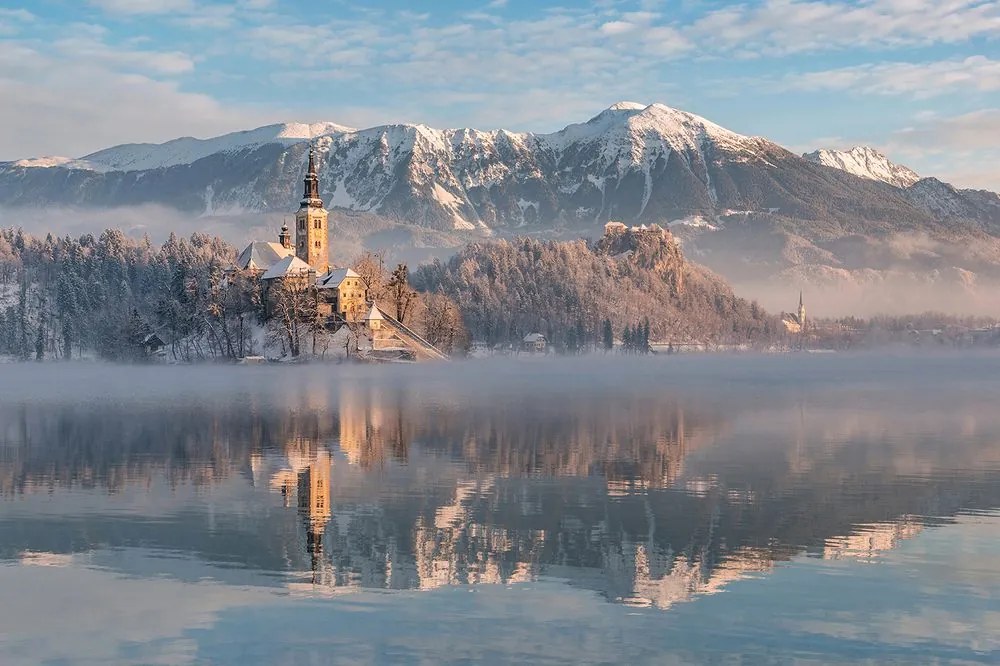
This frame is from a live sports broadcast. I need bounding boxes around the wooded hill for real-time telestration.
[413,225,778,348]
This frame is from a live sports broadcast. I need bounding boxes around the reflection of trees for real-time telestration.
[2,385,1000,609]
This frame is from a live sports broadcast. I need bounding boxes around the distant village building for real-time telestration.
[522,332,547,353]
[233,147,447,361]
[603,220,670,239]
[781,292,807,335]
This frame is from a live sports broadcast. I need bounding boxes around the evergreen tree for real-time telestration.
[602,318,614,352]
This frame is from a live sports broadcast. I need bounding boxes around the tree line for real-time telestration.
[0,228,468,362]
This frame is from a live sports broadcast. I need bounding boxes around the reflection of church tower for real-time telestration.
[297,449,332,582]
[295,146,329,273]
[337,389,388,468]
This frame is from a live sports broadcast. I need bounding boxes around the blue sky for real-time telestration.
[1,0,999,188]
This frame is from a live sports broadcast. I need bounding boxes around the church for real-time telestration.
[781,292,807,335]
[235,147,368,323]
[234,147,447,361]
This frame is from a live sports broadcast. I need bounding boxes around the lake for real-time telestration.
[1,355,998,664]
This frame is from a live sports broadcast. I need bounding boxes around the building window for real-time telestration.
[298,220,305,231]
[314,240,321,248]
[314,220,321,229]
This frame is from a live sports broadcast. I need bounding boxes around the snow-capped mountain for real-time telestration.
[803,146,921,188]
[14,122,355,174]
[2,101,904,230]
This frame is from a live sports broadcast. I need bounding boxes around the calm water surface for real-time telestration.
[1,355,999,664]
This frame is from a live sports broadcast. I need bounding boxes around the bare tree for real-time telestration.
[352,250,388,303]
[266,276,318,358]
[387,263,417,325]
[420,291,468,355]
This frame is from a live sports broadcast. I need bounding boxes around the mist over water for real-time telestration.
[1,355,999,664]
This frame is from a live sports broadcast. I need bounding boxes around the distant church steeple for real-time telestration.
[301,147,322,207]
[797,291,806,329]
[278,220,291,249]
[295,145,329,273]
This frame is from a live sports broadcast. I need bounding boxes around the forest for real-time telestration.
[0,228,467,362]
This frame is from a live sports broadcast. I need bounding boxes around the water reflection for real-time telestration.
[2,360,1000,615]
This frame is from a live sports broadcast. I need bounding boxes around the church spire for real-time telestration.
[278,219,291,249]
[301,145,322,208]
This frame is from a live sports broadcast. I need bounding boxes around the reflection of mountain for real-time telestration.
[1,371,1000,610]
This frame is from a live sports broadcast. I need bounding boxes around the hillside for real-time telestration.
[412,223,775,346]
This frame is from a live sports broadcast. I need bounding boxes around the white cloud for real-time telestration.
[53,36,195,75]
[600,20,638,35]
[891,109,1000,154]
[689,0,1000,56]
[883,110,1000,190]
[0,7,35,35]
[0,40,276,159]
[781,56,1000,98]
[89,0,196,14]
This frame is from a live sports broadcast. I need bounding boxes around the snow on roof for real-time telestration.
[523,333,546,343]
[261,254,314,280]
[236,241,294,271]
[365,304,384,321]
[317,267,360,289]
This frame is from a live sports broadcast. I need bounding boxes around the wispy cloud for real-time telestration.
[884,109,1000,190]
[0,37,273,158]
[688,0,1000,56]
[89,0,196,15]
[779,56,1000,98]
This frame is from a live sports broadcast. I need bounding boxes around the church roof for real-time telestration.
[316,267,360,289]
[365,304,384,321]
[261,254,315,280]
[235,241,294,271]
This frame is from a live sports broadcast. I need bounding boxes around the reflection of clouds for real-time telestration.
[0,560,275,666]
[783,513,1000,657]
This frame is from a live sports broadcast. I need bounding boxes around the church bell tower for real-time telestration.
[295,146,329,273]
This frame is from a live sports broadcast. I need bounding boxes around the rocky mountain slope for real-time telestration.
[802,146,921,188]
